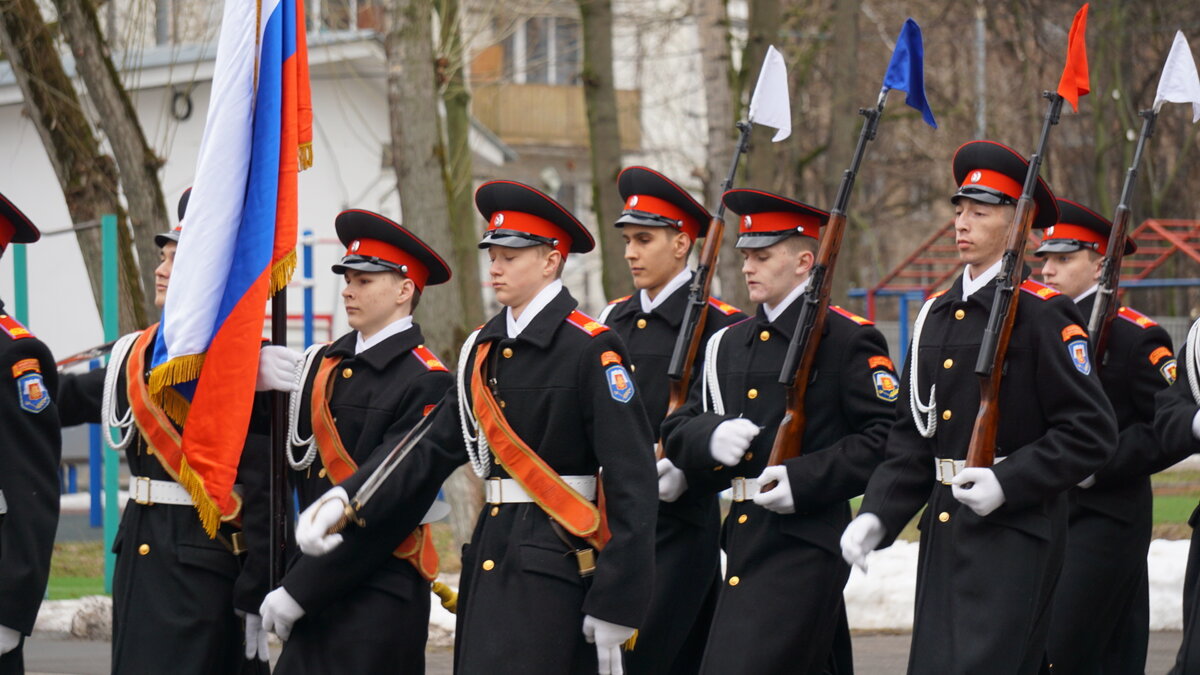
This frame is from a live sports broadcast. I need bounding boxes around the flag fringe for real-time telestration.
[160,386,191,426]
[271,249,297,296]
[178,455,222,537]
[298,142,313,171]
[623,629,639,651]
[148,353,206,398]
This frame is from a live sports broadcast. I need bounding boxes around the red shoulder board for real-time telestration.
[566,310,610,337]
[707,297,742,316]
[1019,279,1060,300]
[0,314,33,340]
[411,345,449,372]
[927,289,948,300]
[607,295,632,306]
[1118,306,1158,330]
[829,305,874,326]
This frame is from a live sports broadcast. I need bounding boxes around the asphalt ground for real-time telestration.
[23,630,1187,674]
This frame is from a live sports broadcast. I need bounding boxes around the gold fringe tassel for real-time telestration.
[623,629,638,651]
[159,387,191,426]
[178,456,222,538]
[270,250,297,297]
[298,143,313,171]
[148,353,206,400]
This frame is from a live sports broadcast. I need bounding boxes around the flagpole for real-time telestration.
[270,291,289,588]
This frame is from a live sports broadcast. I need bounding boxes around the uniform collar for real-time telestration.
[961,259,1003,300]
[506,279,563,339]
[327,321,426,370]
[938,264,1032,312]
[639,267,692,314]
[354,316,413,355]
[1074,283,1099,303]
[764,276,811,323]
[610,274,692,329]
[481,285,578,349]
[749,286,806,343]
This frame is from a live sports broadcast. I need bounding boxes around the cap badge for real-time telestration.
[350,240,361,252]
[628,196,639,208]
[1046,226,1055,236]
[493,213,504,228]
[969,170,983,183]
[744,215,753,228]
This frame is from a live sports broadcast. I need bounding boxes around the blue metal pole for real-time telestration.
[897,293,911,370]
[12,244,28,324]
[303,229,314,347]
[89,355,102,527]
[101,214,119,594]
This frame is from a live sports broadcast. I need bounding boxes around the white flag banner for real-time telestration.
[1154,30,1200,122]
[748,45,791,142]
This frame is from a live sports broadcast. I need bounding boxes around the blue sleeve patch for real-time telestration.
[873,370,899,402]
[605,364,635,403]
[1067,339,1092,375]
[1162,358,1178,385]
[17,372,51,413]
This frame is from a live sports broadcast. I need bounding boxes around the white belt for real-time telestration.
[0,489,6,514]
[129,476,194,506]
[485,476,596,504]
[730,477,760,503]
[934,456,1006,485]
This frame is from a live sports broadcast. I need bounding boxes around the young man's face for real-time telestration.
[1040,248,1102,299]
[154,242,177,309]
[622,225,690,296]
[487,244,559,310]
[741,238,814,308]
[953,198,1014,273]
[341,269,412,337]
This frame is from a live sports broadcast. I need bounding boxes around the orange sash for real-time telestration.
[311,354,439,581]
[126,324,243,526]
[470,340,610,549]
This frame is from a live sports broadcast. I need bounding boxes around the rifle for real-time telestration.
[965,92,1065,468]
[1087,109,1157,362]
[764,88,888,472]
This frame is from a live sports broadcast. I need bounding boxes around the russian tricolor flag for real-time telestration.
[150,0,312,534]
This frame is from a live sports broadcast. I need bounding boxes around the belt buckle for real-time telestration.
[938,459,957,485]
[134,476,154,505]
[486,477,502,504]
[731,477,747,503]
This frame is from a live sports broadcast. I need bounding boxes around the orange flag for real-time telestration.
[1056,3,1090,111]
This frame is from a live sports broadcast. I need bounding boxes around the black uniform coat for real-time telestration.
[1048,297,1173,674]
[57,329,269,675]
[599,283,746,675]
[274,324,452,675]
[661,297,897,675]
[858,272,1116,675]
[338,287,658,674]
[0,303,60,675]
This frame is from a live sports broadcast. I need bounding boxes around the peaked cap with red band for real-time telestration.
[615,166,711,240]
[332,209,452,291]
[0,191,40,251]
[951,140,1059,230]
[1035,198,1135,257]
[475,180,594,256]
[155,187,191,248]
[722,188,830,249]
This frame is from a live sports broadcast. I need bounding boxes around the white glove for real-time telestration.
[752,465,795,514]
[1077,474,1096,489]
[243,612,269,661]
[840,512,885,573]
[256,345,303,391]
[260,587,305,642]
[296,486,349,556]
[709,418,761,467]
[951,467,1006,516]
[656,458,688,502]
[582,615,635,675]
[0,624,20,655]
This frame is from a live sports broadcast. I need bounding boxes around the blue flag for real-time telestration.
[882,18,937,128]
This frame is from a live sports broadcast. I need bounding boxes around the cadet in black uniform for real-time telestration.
[597,166,745,674]
[57,189,271,674]
[0,192,60,675]
[295,180,658,675]
[258,210,454,673]
[1038,198,1173,673]
[842,141,1117,674]
[661,188,896,674]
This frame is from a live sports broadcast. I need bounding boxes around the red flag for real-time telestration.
[1056,3,1090,111]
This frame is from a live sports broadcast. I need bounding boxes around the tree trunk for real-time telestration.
[577,0,630,300]
[827,0,859,302]
[0,0,148,332]
[739,0,781,193]
[54,0,165,321]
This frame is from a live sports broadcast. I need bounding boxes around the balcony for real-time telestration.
[472,84,641,152]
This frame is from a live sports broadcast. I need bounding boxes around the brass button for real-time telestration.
[747,388,758,399]
[943,359,954,369]
[630,364,636,372]
[138,544,150,556]
[499,400,506,409]
[637,318,648,329]
[941,409,952,421]
[954,309,966,320]
[341,367,353,379]
[737,514,748,524]
[744,452,754,461]
[502,347,514,359]
[490,506,499,517]
[759,331,770,342]
[712,465,723,471]
[482,559,495,571]
[318,467,327,479]
[938,511,950,523]
[728,576,740,586]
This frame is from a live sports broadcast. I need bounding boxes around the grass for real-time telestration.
[47,541,104,600]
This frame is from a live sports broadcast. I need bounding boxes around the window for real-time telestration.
[497,16,581,86]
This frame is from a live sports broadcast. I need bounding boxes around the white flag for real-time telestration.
[1154,31,1200,123]
[748,45,791,142]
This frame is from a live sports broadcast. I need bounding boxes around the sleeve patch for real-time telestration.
[868,355,895,371]
[707,297,742,316]
[0,314,33,340]
[605,364,635,403]
[566,310,610,337]
[1118,306,1159,329]
[1020,280,1060,300]
[600,350,622,366]
[1061,324,1087,342]
[830,305,874,325]
[1150,346,1174,366]
[11,357,40,377]
[16,371,51,413]
[1162,359,1178,385]
[1067,339,1092,375]
[411,345,449,372]
[873,371,899,402]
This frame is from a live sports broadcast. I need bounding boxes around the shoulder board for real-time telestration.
[566,310,610,337]
[607,295,632,306]
[0,314,34,340]
[411,344,449,372]
[927,289,948,300]
[1117,306,1159,329]
[829,305,874,326]
[1019,279,1060,301]
[707,297,742,316]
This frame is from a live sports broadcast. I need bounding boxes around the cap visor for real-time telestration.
[477,232,545,250]
[154,232,180,248]
[950,187,1011,206]
[1033,240,1084,256]
[736,232,797,249]
[332,258,396,274]
[614,213,672,229]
